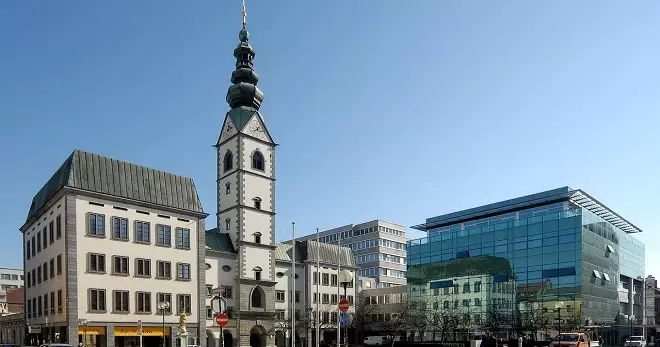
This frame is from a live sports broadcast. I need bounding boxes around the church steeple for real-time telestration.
[226,0,264,110]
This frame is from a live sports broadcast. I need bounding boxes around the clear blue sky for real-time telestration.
[1,1,658,273]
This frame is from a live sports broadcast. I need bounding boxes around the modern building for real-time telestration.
[292,220,408,288]
[20,150,208,347]
[0,268,24,314]
[407,187,645,343]
[357,285,407,338]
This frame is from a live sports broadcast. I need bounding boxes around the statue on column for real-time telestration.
[178,312,188,335]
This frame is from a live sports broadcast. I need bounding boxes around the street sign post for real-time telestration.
[216,314,229,327]
[338,299,350,313]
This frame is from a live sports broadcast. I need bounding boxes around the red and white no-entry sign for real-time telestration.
[338,299,350,313]
[216,313,229,327]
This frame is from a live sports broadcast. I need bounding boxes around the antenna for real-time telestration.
[241,0,247,28]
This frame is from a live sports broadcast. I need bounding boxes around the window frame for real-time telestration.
[135,221,151,244]
[112,255,130,276]
[156,224,172,247]
[251,151,264,171]
[176,228,191,249]
[89,288,107,313]
[136,291,152,314]
[88,213,106,237]
[157,293,172,314]
[223,151,233,172]
[177,263,191,281]
[135,258,151,278]
[156,261,172,279]
[88,253,106,274]
[177,294,192,314]
[113,290,130,313]
[56,215,62,239]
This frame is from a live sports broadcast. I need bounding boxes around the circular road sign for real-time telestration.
[216,313,229,327]
[338,299,350,313]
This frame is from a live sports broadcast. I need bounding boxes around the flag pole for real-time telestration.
[336,233,341,347]
[316,228,320,347]
[292,222,296,347]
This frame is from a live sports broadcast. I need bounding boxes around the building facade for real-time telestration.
[292,220,408,288]
[20,150,207,347]
[0,268,24,314]
[357,285,407,338]
[408,187,645,343]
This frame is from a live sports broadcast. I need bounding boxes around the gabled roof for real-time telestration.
[205,228,236,253]
[25,150,204,224]
[275,240,356,268]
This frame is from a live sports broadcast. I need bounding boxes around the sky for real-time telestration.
[1,1,659,273]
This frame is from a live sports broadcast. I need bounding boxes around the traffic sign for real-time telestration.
[338,299,350,312]
[339,312,351,326]
[211,296,227,314]
[216,313,229,327]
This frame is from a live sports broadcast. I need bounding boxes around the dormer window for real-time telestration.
[254,232,262,244]
[225,183,231,195]
[223,151,233,172]
[251,151,264,171]
[253,197,262,209]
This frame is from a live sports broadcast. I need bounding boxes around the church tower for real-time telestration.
[215,4,277,346]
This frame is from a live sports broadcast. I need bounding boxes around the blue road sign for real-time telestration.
[339,312,350,326]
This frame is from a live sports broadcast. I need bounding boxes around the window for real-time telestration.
[37,231,42,252]
[453,284,459,294]
[313,293,317,303]
[463,282,471,293]
[157,225,171,246]
[254,268,262,281]
[176,228,191,249]
[313,272,318,284]
[331,274,338,286]
[136,259,151,277]
[225,182,231,195]
[474,281,482,293]
[38,296,42,316]
[49,221,54,244]
[112,256,129,275]
[31,236,35,256]
[114,290,129,312]
[31,270,35,286]
[206,306,213,319]
[57,289,62,312]
[50,291,55,314]
[331,294,338,304]
[27,274,31,288]
[225,218,231,231]
[222,286,233,299]
[253,197,262,209]
[89,289,106,312]
[43,262,48,281]
[177,294,192,314]
[44,294,49,316]
[56,215,62,239]
[276,291,285,302]
[223,151,233,171]
[475,298,482,306]
[50,259,55,278]
[157,293,172,314]
[157,261,172,279]
[251,287,264,308]
[26,240,31,260]
[254,232,262,244]
[322,294,329,304]
[348,295,354,304]
[135,221,150,243]
[177,263,191,280]
[251,151,264,170]
[42,227,47,249]
[27,298,32,318]
[206,285,213,297]
[88,213,105,237]
[57,254,62,274]
[37,266,41,284]
[295,291,300,303]
[136,292,152,313]
[322,273,329,286]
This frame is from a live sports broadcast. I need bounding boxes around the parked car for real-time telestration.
[364,336,392,346]
[550,333,591,347]
[39,343,74,347]
[625,336,646,347]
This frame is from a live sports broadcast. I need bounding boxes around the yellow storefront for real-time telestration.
[78,326,106,347]
[113,326,171,347]
[114,327,171,337]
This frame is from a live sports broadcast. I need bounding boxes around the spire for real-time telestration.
[226,0,264,110]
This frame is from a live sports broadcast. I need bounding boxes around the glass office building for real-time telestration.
[407,187,645,341]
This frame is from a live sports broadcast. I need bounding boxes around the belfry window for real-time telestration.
[253,197,262,209]
[225,183,231,195]
[251,285,264,308]
[223,151,233,172]
[225,218,231,231]
[254,232,262,244]
[253,266,262,281]
[252,151,264,171]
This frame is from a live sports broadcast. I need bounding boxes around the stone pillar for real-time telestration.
[106,324,115,347]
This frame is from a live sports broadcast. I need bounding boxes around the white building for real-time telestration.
[0,268,24,313]
[20,150,208,347]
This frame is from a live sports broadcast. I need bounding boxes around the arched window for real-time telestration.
[251,285,265,308]
[223,151,233,172]
[253,232,262,244]
[225,182,231,195]
[253,197,262,209]
[251,151,264,171]
[253,266,263,281]
[225,218,231,231]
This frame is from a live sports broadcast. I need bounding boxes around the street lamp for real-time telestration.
[554,302,564,334]
[158,301,171,347]
[630,315,635,337]
[339,270,354,347]
[77,319,89,347]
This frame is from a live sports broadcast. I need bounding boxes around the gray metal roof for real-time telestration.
[26,150,204,223]
[275,240,356,268]
[205,228,236,253]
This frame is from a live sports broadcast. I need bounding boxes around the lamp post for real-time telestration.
[630,315,635,337]
[339,269,354,347]
[158,301,171,347]
[554,302,564,334]
[77,319,89,347]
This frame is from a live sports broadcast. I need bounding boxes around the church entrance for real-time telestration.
[249,326,266,347]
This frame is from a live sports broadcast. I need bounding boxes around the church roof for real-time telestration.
[275,240,356,268]
[228,106,258,132]
[205,229,236,253]
[25,150,205,225]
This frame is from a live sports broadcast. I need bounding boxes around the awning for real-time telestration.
[114,327,171,337]
[606,245,615,254]
[603,273,611,282]
[592,270,602,279]
[78,326,106,336]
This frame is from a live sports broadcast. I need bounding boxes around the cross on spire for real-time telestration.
[242,0,247,28]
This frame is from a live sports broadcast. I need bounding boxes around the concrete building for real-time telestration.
[409,187,645,344]
[292,221,408,288]
[20,150,207,347]
[357,285,407,338]
[0,268,24,314]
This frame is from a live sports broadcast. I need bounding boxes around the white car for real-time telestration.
[363,336,392,346]
[624,336,646,347]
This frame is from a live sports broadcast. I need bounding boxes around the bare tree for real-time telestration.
[348,299,378,342]
[519,302,551,340]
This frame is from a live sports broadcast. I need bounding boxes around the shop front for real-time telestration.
[114,326,171,347]
[78,326,107,347]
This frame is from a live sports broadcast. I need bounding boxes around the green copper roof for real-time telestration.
[26,150,204,223]
[275,240,356,268]
[205,228,236,253]
[228,106,258,131]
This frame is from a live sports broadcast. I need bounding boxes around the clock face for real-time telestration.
[249,119,261,133]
